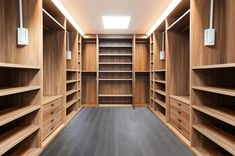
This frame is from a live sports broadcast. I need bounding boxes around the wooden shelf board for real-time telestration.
[66,90,77,96]
[192,86,235,97]
[42,95,63,105]
[66,80,77,84]
[66,69,78,72]
[167,10,190,31]
[66,99,77,109]
[99,94,132,97]
[99,45,132,48]
[153,99,166,108]
[66,111,78,123]
[169,95,190,105]
[99,62,132,65]
[153,69,166,72]
[99,54,132,56]
[0,63,40,70]
[0,125,39,155]
[193,105,235,126]
[149,106,166,123]
[193,124,235,155]
[193,63,235,70]
[99,79,132,81]
[0,86,40,97]
[0,105,40,127]
[135,71,149,73]
[99,71,132,73]
[155,80,166,84]
[154,89,166,96]
[42,9,64,30]
[82,71,97,73]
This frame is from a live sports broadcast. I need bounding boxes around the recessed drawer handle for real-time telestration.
[178,111,181,114]
[178,103,181,106]
[51,103,55,107]
[51,126,55,131]
[51,119,54,123]
[50,111,54,115]
[178,118,182,122]
[178,126,182,130]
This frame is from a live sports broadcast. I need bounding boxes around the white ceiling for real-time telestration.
[61,0,172,34]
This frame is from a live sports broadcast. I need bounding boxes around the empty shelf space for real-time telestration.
[99,79,132,81]
[42,9,65,30]
[170,95,190,105]
[154,80,166,84]
[193,124,235,155]
[42,95,63,105]
[154,89,166,96]
[10,148,41,156]
[0,86,40,97]
[153,109,166,123]
[193,105,235,126]
[99,94,132,97]
[0,125,40,156]
[66,99,77,109]
[192,86,235,97]
[167,10,190,31]
[0,63,40,70]
[192,63,235,70]
[153,99,166,108]
[0,105,40,126]
[66,90,77,96]
[192,147,225,156]
[66,80,77,84]
[99,62,132,65]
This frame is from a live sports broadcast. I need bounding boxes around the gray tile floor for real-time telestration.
[41,108,192,156]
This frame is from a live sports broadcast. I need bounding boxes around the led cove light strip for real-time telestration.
[147,0,182,36]
[52,0,85,36]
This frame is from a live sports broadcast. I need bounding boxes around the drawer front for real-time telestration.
[42,111,62,140]
[171,104,189,121]
[170,109,189,131]
[170,116,190,139]
[170,98,189,115]
[43,98,62,122]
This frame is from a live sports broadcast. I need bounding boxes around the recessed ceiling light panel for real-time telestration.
[102,16,130,29]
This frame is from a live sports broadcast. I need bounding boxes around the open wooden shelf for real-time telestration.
[167,10,190,31]
[0,125,40,156]
[192,63,235,70]
[153,69,166,72]
[155,80,166,84]
[42,9,64,30]
[99,94,132,97]
[66,99,77,109]
[42,95,63,105]
[99,45,132,48]
[154,89,166,96]
[0,63,40,70]
[66,111,78,123]
[66,69,78,72]
[192,86,235,97]
[99,54,132,56]
[170,95,190,105]
[66,80,78,84]
[66,90,77,96]
[192,105,235,126]
[153,99,166,108]
[0,105,40,126]
[193,124,235,155]
[192,147,225,156]
[11,147,41,156]
[0,86,40,97]
[99,79,132,81]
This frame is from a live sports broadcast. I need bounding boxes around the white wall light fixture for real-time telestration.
[102,16,131,29]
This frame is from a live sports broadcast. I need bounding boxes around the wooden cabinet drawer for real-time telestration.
[170,116,190,139]
[170,98,189,114]
[43,98,62,122]
[42,110,62,140]
[170,109,189,131]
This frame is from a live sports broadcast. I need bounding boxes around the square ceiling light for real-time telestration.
[102,16,130,29]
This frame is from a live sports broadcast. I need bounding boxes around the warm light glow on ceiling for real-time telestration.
[102,16,131,29]
[147,0,182,36]
[51,0,85,36]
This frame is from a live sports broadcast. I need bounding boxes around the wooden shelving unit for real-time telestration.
[0,0,42,154]
[98,35,134,106]
[82,36,97,107]
[166,0,190,143]
[191,0,235,155]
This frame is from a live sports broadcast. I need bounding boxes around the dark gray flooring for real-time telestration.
[41,108,192,156]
